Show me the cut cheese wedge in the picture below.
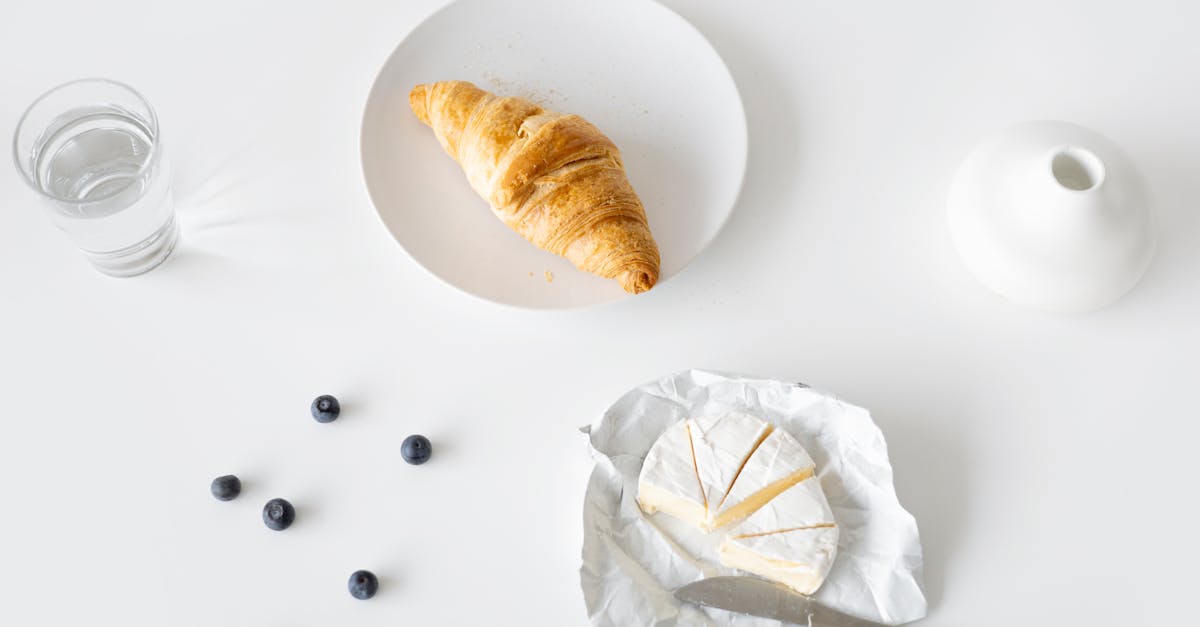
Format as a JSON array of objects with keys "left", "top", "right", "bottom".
[
  {"left": 726, "top": 475, "right": 836, "bottom": 536},
  {"left": 718, "top": 525, "right": 839, "bottom": 595},
  {"left": 712, "top": 427, "right": 815, "bottom": 530},
  {"left": 636, "top": 420, "right": 707, "bottom": 526},
  {"left": 719, "top": 477, "right": 839, "bottom": 594},
  {"left": 688, "top": 413, "right": 773, "bottom": 530}
]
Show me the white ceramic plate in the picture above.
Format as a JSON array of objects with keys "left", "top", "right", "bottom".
[{"left": 361, "top": 0, "right": 746, "bottom": 308}]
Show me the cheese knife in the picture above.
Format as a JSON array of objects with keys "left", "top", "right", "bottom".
[{"left": 674, "top": 576, "right": 887, "bottom": 626}]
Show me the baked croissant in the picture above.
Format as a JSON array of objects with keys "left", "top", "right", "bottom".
[{"left": 409, "top": 81, "right": 660, "bottom": 294}]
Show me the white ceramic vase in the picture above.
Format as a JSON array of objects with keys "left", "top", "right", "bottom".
[{"left": 947, "top": 121, "right": 1155, "bottom": 313}]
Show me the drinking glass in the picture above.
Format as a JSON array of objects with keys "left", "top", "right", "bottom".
[{"left": 13, "top": 79, "right": 178, "bottom": 276}]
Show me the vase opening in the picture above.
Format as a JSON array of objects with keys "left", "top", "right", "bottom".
[{"left": 1050, "top": 146, "right": 1105, "bottom": 192}]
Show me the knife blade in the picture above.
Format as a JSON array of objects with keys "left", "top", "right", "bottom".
[{"left": 674, "top": 576, "right": 886, "bottom": 627}]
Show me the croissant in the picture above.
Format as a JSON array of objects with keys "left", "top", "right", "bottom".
[{"left": 409, "top": 80, "right": 660, "bottom": 294}]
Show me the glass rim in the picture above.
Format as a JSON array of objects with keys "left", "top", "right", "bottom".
[{"left": 12, "top": 77, "right": 161, "bottom": 205}]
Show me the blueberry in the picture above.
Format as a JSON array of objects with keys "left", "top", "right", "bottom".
[
  {"left": 401, "top": 434, "right": 432, "bottom": 465},
  {"left": 348, "top": 570, "right": 378, "bottom": 600},
  {"left": 210, "top": 475, "right": 241, "bottom": 501},
  {"left": 311, "top": 395, "right": 340, "bottom": 423},
  {"left": 262, "top": 498, "right": 295, "bottom": 531}
]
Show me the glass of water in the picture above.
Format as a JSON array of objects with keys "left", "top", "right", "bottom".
[{"left": 13, "top": 79, "right": 178, "bottom": 276}]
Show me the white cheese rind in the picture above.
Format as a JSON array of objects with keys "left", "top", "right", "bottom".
[
  {"left": 718, "top": 525, "right": 840, "bottom": 595},
  {"left": 728, "top": 475, "right": 835, "bottom": 536},
  {"left": 636, "top": 420, "right": 706, "bottom": 525},
  {"left": 638, "top": 415, "right": 840, "bottom": 595},
  {"left": 688, "top": 413, "right": 773, "bottom": 525},
  {"left": 715, "top": 427, "right": 815, "bottom": 525}
]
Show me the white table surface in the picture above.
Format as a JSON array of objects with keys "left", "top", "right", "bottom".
[{"left": 2, "top": 1, "right": 1198, "bottom": 625}]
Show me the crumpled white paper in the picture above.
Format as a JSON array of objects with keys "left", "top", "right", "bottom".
[{"left": 580, "top": 370, "right": 927, "bottom": 626}]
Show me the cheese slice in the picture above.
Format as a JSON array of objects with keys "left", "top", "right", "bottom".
[
  {"left": 728, "top": 475, "right": 836, "bottom": 534},
  {"left": 636, "top": 420, "right": 707, "bottom": 526},
  {"left": 719, "top": 476, "right": 838, "bottom": 593},
  {"left": 688, "top": 413, "right": 773, "bottom": 529},
  {"left": 718, "top": 525, "right": 839, "bottom": 595},
  {"left": 712, "top": 427, "right": 816, "bottom": 529}
]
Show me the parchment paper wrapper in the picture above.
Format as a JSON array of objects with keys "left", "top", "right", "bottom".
[{"left": 580, "top": 370, "right": 927, "bottom": 625}]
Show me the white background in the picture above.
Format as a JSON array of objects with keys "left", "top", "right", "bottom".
[{"left": 1, "top": 1, "right": 1197, "bottom": 625}]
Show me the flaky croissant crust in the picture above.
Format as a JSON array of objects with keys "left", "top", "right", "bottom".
[{"left": 410, "top": 81, "right": 660, "bottom": 294}]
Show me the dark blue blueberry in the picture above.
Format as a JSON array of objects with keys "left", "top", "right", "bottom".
[
  {"left": 348, "top": 570, "right": 378, "bottom": 600},
  {"left": 310, "top": 395, "right": 340, "bottom": 423},
  {"left": 210, "top": 475, "right": 241, "bottom": 501},
  {"left": 262, "top": 498, "right": 295, "bottom": 531},
  {"left": 401, "top": 434, "right": 432, "bottom": 465}
]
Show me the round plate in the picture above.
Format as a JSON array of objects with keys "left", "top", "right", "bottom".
[{"left": 361, "top": 0, "right": 746, "bottom": 308}]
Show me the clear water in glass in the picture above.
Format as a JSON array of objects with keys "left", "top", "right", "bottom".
[{"left": 14, "top": 80, "right": 177, "bottom": 277}]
